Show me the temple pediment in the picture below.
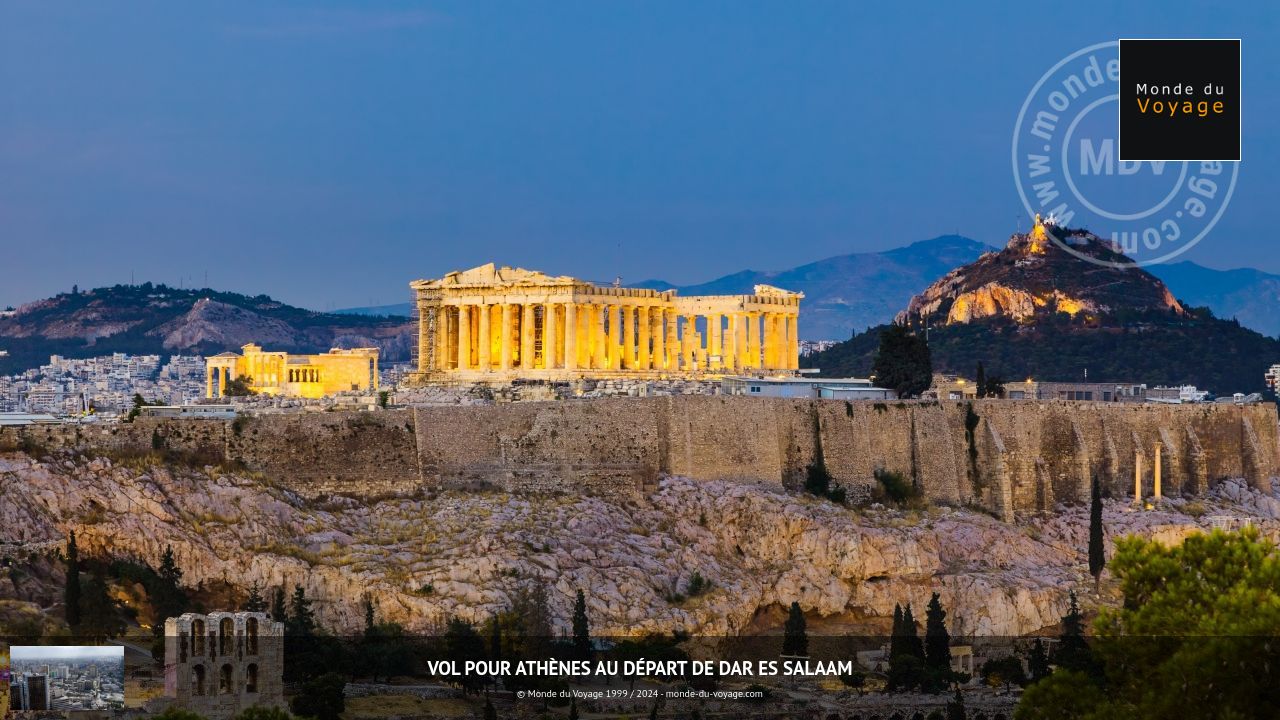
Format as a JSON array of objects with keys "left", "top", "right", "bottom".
[
  {"left": 418, "top": 263, "right": 579, "bottom": 289},
  {"left": 754, "top": 284, "right": 805, "bottom": 299}
]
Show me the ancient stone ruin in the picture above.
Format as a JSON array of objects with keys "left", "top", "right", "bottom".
[{"left": 158, "top": 611, "right": 284, "bottom": 719}]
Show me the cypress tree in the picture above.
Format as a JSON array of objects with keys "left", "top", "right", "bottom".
[
  {"left": 889, "top": 603, "right": 904, "bottom": 659},
  {"left": 483, "top": 696, "right": 497, "bottom": 720},
  {"left": 902, "top": 603, "right": 924, "bottom": 660},
  {"left": 571, "top": 589, "right": 592, "bottom": 661},
  {"left": 289, "top": 585, "right": 316, "bottom": 636},
  {"left": 782, "top": 601, "right": 808, "bottom": 657},
  {"left": 363, "top": 595, "right": 376, "bottom": 635},
  {"left": 271, "top": 586, "right": 287, "bottom": 621},
  {"left": 568, "top": 697, "right": 579, "bottom": 720},
  {"left": 65, "top": 530, "right": 81, "bottom": 629},
  {"left": 923, "top": 593, "right": 952, "bottom": 692},
  {"left": 1089, "top": 477, "right": 1105, "bottom": 591},
  {"left": 243, "top": 581, "right": 267, "bottom": 613},
  {"left": 975, "top": 362, "right": 987, "bottom": 398},
  {"left": 1027, "top": 639, "right": 1051, "bottom": 683}
]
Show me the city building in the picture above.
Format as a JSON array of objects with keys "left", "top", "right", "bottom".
[
  {"left": 932, "top": 375, "right": 1149, "bottom": 402},
  {"left": 721, "top": 375, "right": 896, "bottom": 400},
  {"left": 205, "top": 344, "right": 380, "bottom": 399},
  {"left": 12, "top": 673, "right": 51, "bottom": 711},
  {"left": 159, "top": 611, "right": 285, "bottom": 719},
  {"left": 1267, "top": 364, "right": 1280, "bottom": 391},
  {"left": 407, "top": 263, "right": 803, "bottom": 383},
  {"left": 1147, "top": 385, "right": 1211, "bottom": 403}
]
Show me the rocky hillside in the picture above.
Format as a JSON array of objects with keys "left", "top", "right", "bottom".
[
  {"left": 808, "top": 222, "right": 1280, "bottom": 394},
  {"left": 897, "top": 222, "right": 1183, "bottom": 326},
  {"left": 0, "top": 283, "right": 414, "bottom": 374},
  {"left": 4, "top": 450, "right": 1278, "bottom": 640}
]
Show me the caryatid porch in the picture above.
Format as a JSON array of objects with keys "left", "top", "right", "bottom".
[{"left": 408, "top": 264, "right": 803, "bottom": 383}]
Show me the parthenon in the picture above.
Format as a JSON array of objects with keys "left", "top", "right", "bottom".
[{"left": 407, "top": 263, "right": 802, "bottom": 383}]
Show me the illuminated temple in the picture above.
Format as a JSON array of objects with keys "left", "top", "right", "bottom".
[
  {"left": 407, "top": 263, "right": 802, "bottom": 383},
  {"left": 206, "top": 343, "right": 380, "bottom": 399}
]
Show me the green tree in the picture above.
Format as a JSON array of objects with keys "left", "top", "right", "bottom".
[
  {"left": 483, "top": 696, "right": 497, "bottom": 720},
  {"left": 1018, "top": 529, "right": 1280, "bottom": 719},
  {"left": 290, "top": 672, "right": 345, "bottom": 720},
  {"left": 1052, "top": 592, "right": 1094, "bottom": 676},
  {"left": 1088, "top": 478, "right": 1105, "bottom": 591},
  {"left": 568, "top": 697, "right": 579, "bottom": 720},
  {"left": 571, "top": 589, "right": 592, "bottom": 662},
  {"left": 1026, "top": 639, "right": 1051, "bottom": 683},
  {"left": 945, "top": 687, "right": 965, "bottom": 720},
  {"left": 781, "top": 601, "right": 807, "bottom": 657},
  {"left": 243, "top": 581, "right": 267, "bottom": 613},
  {"left": 980, "top": 655, "right": 1027, "bottom": 690},
  {"left": 923, "top": 592, "right": 952, "bottom": 692},
  {"left": 445, "top": 618, "right": 488, "bottom": 695},
  {"left": 871, "top": 324, "right": 933, "bottom": 398},
  {"left": 224, "top": 375, "right": 256, "bottom": 396},
  {"left": 271, "top": 585, "right": 287, "bottom": 621},
  {"left": 975, "top": 361, "right": 986, "bottom": 398},
  {"left": 888, "top": 602, "right": 926, "bottom": 692},
  {"left": 65, "top": 530, "right": 81, "bottom": 629},
  {"left": 288, "top": 585, "right": 316, "bottom": 636},
  {"left": 80, "top": 569, "right": 124, "bottom": 639}
]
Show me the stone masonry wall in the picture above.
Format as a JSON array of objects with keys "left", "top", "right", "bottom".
[{"left": 3, "top": 398, "right": 1277, "bottom": 519}]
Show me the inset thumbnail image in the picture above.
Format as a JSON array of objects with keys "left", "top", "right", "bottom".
[{"left": 8, "top": 646, "right": 124, "bottom": 712}]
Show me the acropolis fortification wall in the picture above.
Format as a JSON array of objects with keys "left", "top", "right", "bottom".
[{"left": 4, "top": 397, "right": 1277, "bottom": 520}]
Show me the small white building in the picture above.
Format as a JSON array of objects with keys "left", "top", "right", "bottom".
[
  {"left": 1266, "top": 364, "right": 1280, "bottom": 391},
  {"left": 0, "top": 412, "right": 60, "bottom": 426},
  {"left": 721, "top": 376, "right": 896, "bottom": 400}
]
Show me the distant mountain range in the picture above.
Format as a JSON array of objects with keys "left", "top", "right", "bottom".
[
  {"left": 337, "top": 237, "right": 1280, "bottom": 341},
  {"left": 0, "top": 284, "right": 414, "bottom": 375}
]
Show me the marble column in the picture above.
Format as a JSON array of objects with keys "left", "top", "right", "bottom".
[
  {"left": 666, "top": 310, "right": 680, "bottom": 370},
  {"left": 417, "top": 301, "right": 431, "bottom": 372},
  {"left": 622, "top": 306, "right": 636, "bottom": 369},
  {"left": 652, "top": 308, "right": 666, "bottom": 370},
  {"left": 786, "top": 313, "right": 799, "bottom": 369},
  {"left": 679, "top": 315, "right": 694, "bottom": 371},
  {"left": 206, "top": 367, "right": 214, "bottom": 398},
  {"left": 762, "top": 313, "right": 777, "bottom": 369},
  {"left": 608, "top": 304, "right": 622, "bottom": 370},
  {"left": 543, "top": 303, "right": 558, "bottom": 369},
  {"left": 457, "top": 305, "right": 472, "bottom": 370},
  {"left": 637, "top": 306, "right": 651, "bottom": 370},
  {"left": 436, "top": 308, "right": 451, "bottom": 371},
  {"left": 499, "top": 304, "right": 514, "bottom": 370},
  {"left": 477, "top": 304, "right": 492, "bottom": 370},
  {"left": 708, "top": 313, "right": 722, "bottom": 370},
  {"left": 592, "top": 304, "right": 608, "bottom": 369},
  {"left": 746, "top": 312, "right": 760, "bottom": 369},
  {"left": 724, "top": 314, "right": 739, "bottom": 372},
  {"left": 520, "top": 304, "right": 536, "bottom": 368},
  {"left": 564, "top": 303, "right": 579, "bottom": 370}
]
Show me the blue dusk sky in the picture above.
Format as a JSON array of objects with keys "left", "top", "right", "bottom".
[{"left": 2, "top": 1, "right": 1276, "bottom": 310}]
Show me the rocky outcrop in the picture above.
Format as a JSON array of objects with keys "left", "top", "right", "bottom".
[
  {"left": 896, "top": 222, "right": 1183, "bottom": 326},
  {"left": 3, "top": 451, "right": 1277, "bottom": 640}
]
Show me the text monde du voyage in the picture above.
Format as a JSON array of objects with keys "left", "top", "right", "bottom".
[{"left": 1135, "top": 83, "right": 1228, "bottom": 118}]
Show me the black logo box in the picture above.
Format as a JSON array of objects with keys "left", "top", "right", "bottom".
[{"left": 1119, "top": 39, "right": 1240, "bottom": 161}]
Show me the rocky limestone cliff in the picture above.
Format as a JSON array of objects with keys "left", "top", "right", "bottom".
[{"left": 3, "top": 451, "right": 1277, "bottom": 640}]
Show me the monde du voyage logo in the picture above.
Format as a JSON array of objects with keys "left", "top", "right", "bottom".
[{"left": 1012, "top": 40, "right": 1240, "bottom": 268}]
